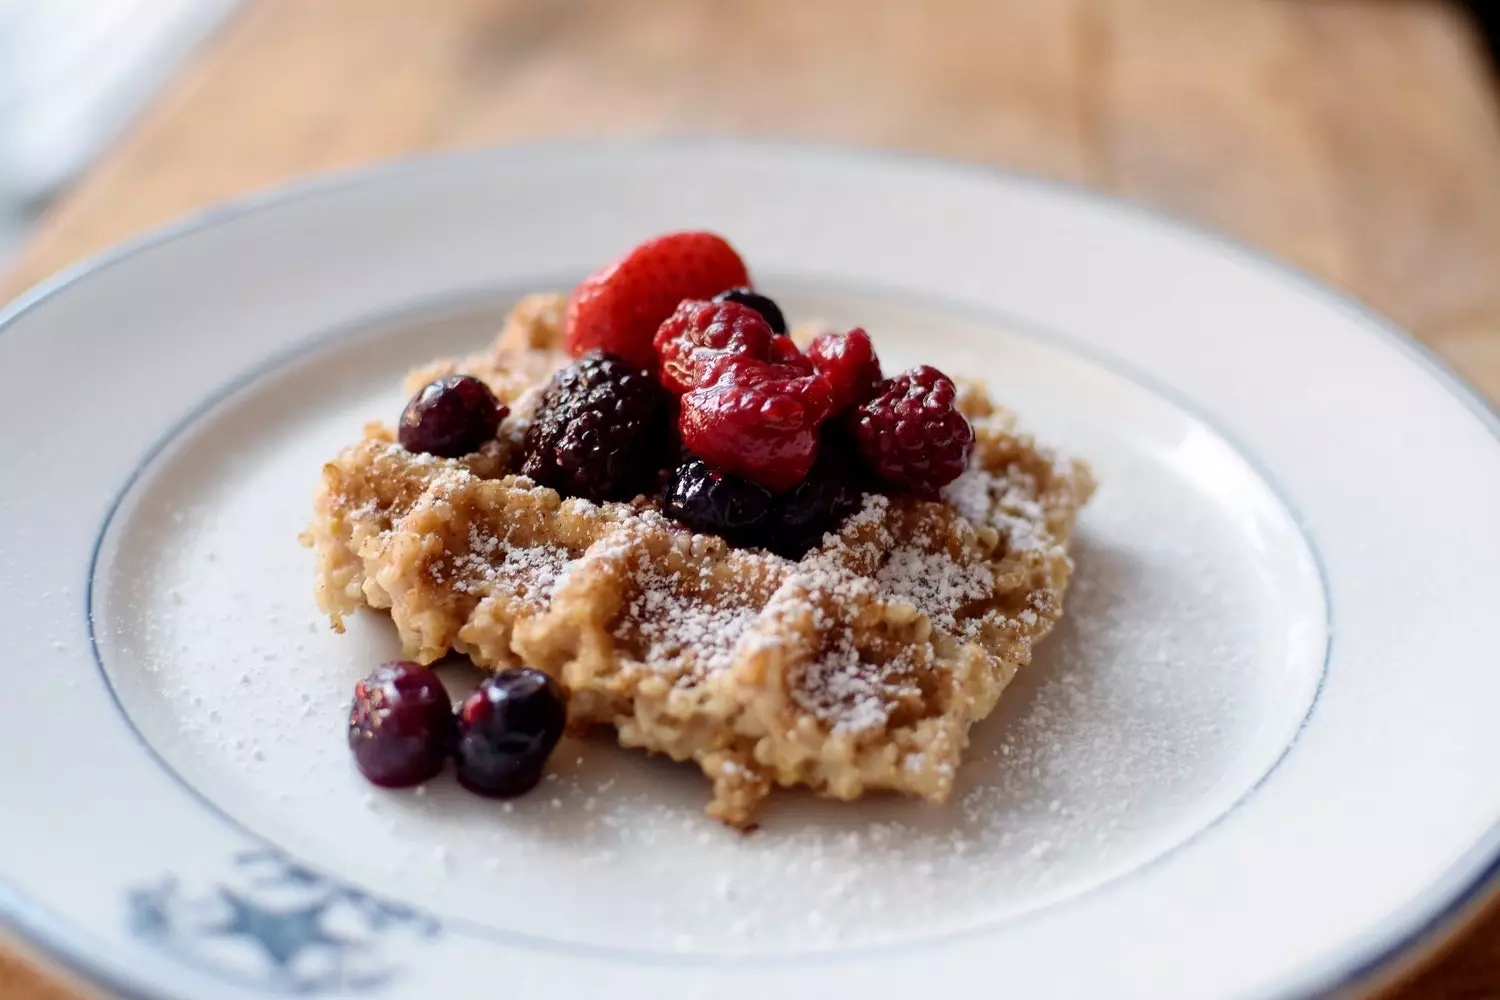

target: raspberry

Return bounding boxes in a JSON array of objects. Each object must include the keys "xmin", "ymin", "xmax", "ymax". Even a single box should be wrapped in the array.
[
  {"xmin": 654, "ymin": 299, "xmax": 780, "ymax": 395},
  {"xmin": 661, "ymin": 458, "xmax": 775, "ymax": 546},
  {"xmin": 521, "ymin": 352, "xmax": 670, "ymax": 502},
  {"xmin": 565, "ymin": 232, "xmax": 750, "ymax": 369},
  {"xmin": 807, "ymin": 328, "xmax": 883, "ymax": 414},
  {"xmin": 763, "ymin": 439, "xmax": 865, "ymax": 558},
  {"xmin": 767, "ymin": 336, "xmax": 807, "ymax": 366},
  {"xmin": 712, "ymin": 287, "xmax": 787, "ymax": 334},
  {"xmin": 679, "ymin": 358, "xmax": 835, "ymax": 492},
  {"xmin": 851, "ymin": 366, "xmax": 974, "ymax": 497}
]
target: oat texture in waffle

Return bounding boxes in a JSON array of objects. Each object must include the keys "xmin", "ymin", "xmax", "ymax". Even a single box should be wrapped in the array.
[{"xmin": 306, "ymin": 294, "xmax": 1095, "ymax": 825}]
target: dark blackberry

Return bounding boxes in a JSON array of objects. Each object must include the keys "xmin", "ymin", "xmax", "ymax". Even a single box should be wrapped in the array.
[
  {"xmin": 521, "ymin": 352, "xmax": 669, "ymax": 502},
  {"xmin": 454, "ymin": 669, "xmax": 568, "ymax": 797},
  {"xmin": 348, "ymin": 662, "xmax": 456, "ymax": 788},
  {"xmin": 661, "ymin": 458, "xmax": 775, "ymax": 546},
  {"xmin": 713, "ymin": 287, "xmax": 787, "ymax": 335},
  {"xmin": 765, "ymin": 442, "xmax": 865, "ymax": 559},
  {"xmin": 399, "ymin": 375, "xmax": 506, "ymax": 458}
]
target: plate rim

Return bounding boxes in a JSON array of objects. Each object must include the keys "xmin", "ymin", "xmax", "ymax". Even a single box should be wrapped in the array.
[{"xmin": 4, "ymin": 135, "xmax": 1500, "ymax": 1000}]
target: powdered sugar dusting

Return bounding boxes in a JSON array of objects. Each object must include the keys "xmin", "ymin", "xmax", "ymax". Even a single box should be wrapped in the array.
[
  {"xmin": 944, "ymin": 466, "xmax": 1054, "ymax": 555},
  {"xmin": 450, "ymin": 524, "xmax": 569, "ymax": 600},
  {"xmin": 942, "ymin": 468, "xmax": 994, "ymax": 524},
  {"xmin": 876, "ymin": 544, "xmax": 993, "ymax": 632},
  {"xmin": 623, "ymin": 567, "xmax": 759, "ymax": 675},
  {"xmin": 793, "ymin": 636, "xmax": 918, "ymax": 734},
  {"xmin": 757, "ymin": 557, "xmax": 896, "ymax": 732}
]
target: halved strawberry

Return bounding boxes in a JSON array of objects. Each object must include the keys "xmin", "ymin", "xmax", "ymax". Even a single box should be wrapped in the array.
[{"xmin": 564, "ymin": 232, "xmax": 751, "ymax": 369}]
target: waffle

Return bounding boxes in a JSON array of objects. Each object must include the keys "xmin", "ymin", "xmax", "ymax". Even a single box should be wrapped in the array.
[{"xmin": 305, "ymin": 294, "xmax": 1095, "ymax": 825}]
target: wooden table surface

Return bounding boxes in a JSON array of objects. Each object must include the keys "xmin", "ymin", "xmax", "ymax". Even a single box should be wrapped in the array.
[{"xmin": 5, "ymin": 1, "xmax": 1500, "ymax": 996}]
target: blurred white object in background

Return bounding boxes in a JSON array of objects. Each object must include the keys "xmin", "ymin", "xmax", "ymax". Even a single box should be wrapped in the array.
[{"xmin": 0, "ymin": 0, "xmax": 237, "ymax": 265}]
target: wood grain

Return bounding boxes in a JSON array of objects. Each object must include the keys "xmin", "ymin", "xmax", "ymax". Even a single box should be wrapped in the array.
[{"xmin": 5, "ymin": 1, "xmax": 1500, "ymax": 996}]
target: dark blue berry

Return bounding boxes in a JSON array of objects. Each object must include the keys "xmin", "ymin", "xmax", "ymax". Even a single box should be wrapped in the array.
[
  {"xmin": 348, "ymin": 662, "xmax": 456, "ymax": 787},
  {"xmin": 522, "ymin": 352, "xmax": 669, "ymax": 502},
  {"xmin": 662, "ymin": 458, "xmax": 774, "ymax": 546},
  {"xmin": 765, "ymin": 446, "xmax": 864, "ymax": 559},
  {"xmin": 713, "ymin": 287, "xmax": 787, "ymax": 335},
  {"xmin": 455, "ymin": 669, "xmax": 567, "ymax": 797},
  {"xmin": 399, "ymin": 375, "xmax": 505, "ymax": 458}
]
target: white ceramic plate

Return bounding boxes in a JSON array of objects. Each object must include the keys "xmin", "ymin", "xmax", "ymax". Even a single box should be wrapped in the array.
[{"xmin": 4, "ymin": 140, "xmax": 1500, "ymax": 1000}]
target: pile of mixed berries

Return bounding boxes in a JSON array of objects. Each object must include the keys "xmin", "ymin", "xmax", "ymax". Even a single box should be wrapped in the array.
[
  {"xmin": 399, "ymin": 231, "xmax": 975, "ymax": 558},
  {"xmin": 353, "ymin": 232, "xmax": 976, "ymax": 795}
]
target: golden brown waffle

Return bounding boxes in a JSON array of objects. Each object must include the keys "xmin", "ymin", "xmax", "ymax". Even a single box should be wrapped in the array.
[{"xmin": 305, "ymin": 294, "xmax": 1094, "ymax": 825}]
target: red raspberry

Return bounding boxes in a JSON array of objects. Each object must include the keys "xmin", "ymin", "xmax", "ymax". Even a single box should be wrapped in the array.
[
  {"xmin": 565, "ymin": 232, "xmax": 750, "ymax": 369},
  {"xmin": 680, "ymin": 358, "xmax": 834, "ymax": 492},
  {"xmin": 767, "ymin": 336, "xmax": 807, "ymax": 366},
  {"xmin": 851, "ymin": 366, "xmax": 974, "ymax": 497},
  {"xmin": 806, "ymin": 328, "xmax": 883, "ymax": 414},
  {"xmin": 654, "ymin": 299, "xmax": 779, "ymax": 395}
]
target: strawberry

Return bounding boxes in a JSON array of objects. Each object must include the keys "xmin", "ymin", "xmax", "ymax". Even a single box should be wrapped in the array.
[{"xmin": 564, "ymin": 232, "xmax": 751, "ymax": 369}]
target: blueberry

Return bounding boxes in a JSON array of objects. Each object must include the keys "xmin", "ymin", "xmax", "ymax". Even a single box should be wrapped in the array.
[
  {"xmin": 713, "ymin": 287, "xmax": 787, "ymax": 335},
  {"xmin": 765, "ymin": 447, "xmax": 864, "ymax": 559},
  {"xmin": 661, "ymin": 458, "xmax": 775, "ymax": 547},
  {"xmin": 454, "ymin": 669, "xmax": 567, "ymax": 797},
  {"xmin": 399, "ymin": 374, "xmax": 506, "ymax": 458},
  {"xmin": 348, "ymin": 662, "xmax": 456, "ymax": 787}
]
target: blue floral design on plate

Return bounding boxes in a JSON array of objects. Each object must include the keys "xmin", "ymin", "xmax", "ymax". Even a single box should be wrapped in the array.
[{"xmin": 127, "ymin": 849, "xmax": 439, "ymax": 994}]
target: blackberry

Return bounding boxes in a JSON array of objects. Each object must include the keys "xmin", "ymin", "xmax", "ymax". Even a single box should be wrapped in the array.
[
  {"xmin": 455, "ymin": 669, "xmax": 568, "ymax": 797},
  {"xmin": 661, "ymin": 458, "xmax": 775, "ymax": 546},
  {"xmin": 765, "ymin": 442, "xmax": 865, "ymax": 559},
  {"xmin": 399, "ymin": 375, "xmax": 506, "ymax": 458},
  {"xmin": 713, "ymin": 287, "xmax": 787, "ymax": 335},
  {"xmin": 348, "ymin": 662, "xmax": 456, "ymax": 788},
  {"xmin": 521, "ymin": 352, "xmax": 669, "ymax": 502}
]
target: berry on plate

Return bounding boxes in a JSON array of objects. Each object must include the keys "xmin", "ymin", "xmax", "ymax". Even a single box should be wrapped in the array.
[
  {"xmin": 852, "ymin": 365, "xmax": 974, "ymax": 497},
  {"xmin": 348, "ymin": 661, "xmax": 456, "ymax": 788},
  {"xmin": 521, "ymin": 352, "xmax": 670, "ymax": 502},
  {"xmin": 454, "ymin": 668, "xmax": 568, "ymax": 797},
  {"xmin": 564, "ymin": 232, "xmax": 750, "ymax": 369},
  {"xmin": 679, "ymin": 357, "xmax": 835, "ymax": 493},
  {"xmin": 399, "ymin": 374, "xmax": 506, "ymax": 458},
  {"xmin": 806, "ymin": 328, "xmax": 883, "ymax": 415}
]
